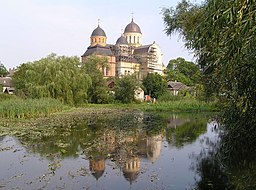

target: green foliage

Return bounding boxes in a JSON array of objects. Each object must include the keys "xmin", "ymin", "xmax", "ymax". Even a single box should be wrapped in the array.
[
  {"xmin": 142, "ymin": 98, "xmax": 217, "ymax": 112},
  {"xmin": 0, "ymin": 98, "xmax": 69, "ymax": 119},
  {"xmin": 157, "ymin": 91, "xmax": 182, "ymax": 102},
  {"xmin": 81, "ymin": 55, "xmax": 113, "ymax": 104},
  {"xmin": 166, "ymin": 118, "xmax": 207, "ymax": 147},
  {"xmin": 0, "ymin": 63, "xmax": 9, "ymax": 77},
  {"xmin": 163, "ymin": 1, "xmax": 256, "ymax": 189},
  {"xmin": 0, "ymin": 94, "xmax": 17, "ymax": 101},
  {"xmin": 163, "ymin": 0, "xmax": 256, "ymax": 111},
  {"xmin": 166, "ymin": 57, "xmax": 202, "ymax": 86},
  {"xmin": 142, "ymin": 73, "xmax": 167, "ymax": 98},
  {"xmin": 13, "ymin": 53, "xmax": 91, "ymax": 105},
  {"xmin": 114, "ymin": 75, "xmax": 141, "ymax": 103}
]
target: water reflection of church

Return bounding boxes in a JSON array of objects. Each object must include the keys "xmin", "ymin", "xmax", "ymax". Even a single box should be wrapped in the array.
[{"xmin": 88, "ymin": 128, "xmax": 163, "ymax": 183}]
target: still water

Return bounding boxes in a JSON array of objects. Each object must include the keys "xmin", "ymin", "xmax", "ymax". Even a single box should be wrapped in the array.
[{"xmin": 0, "ymin": 111, "xmax": 218, "ymax": 190}]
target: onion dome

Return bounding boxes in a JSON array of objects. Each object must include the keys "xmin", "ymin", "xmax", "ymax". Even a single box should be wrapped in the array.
[
  {"xmin": 124, "ymin": 19, "xmax": 141, "ymax": 34},
  {"xmin": 91, "ymin": 25, "xmax": 106, "ymax": 37},
  {"xmin": 116, "ymin": 35, "xmax": 128, "ymax": 45}
]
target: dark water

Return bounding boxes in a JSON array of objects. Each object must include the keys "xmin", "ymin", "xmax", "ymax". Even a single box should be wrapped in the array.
[{"xmin": 0, "ymin": 112, "xmax": 218, "ymax": 190}]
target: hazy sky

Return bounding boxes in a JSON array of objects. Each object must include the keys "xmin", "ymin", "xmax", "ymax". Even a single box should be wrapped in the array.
[{"xmin": 0, "ymin": 0, "xmax": 199, "ymax": 69}]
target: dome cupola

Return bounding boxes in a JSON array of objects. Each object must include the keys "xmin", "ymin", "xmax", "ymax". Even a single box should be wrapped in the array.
[
  {"xmin": 123, "ymin": 18, "xmax": 142, "ymax": 47},
  {"xmin": 91, "ymin": 26, "xmax": 106, "ymax": 37},
  {"xmin": 90, "ymin": 24, "xmax": 107, "ymax": 47},
  {"xmin": 116, "ymin": 35, "xmax": 128, "ymax": 45},
  {"xmin": 124, "ymin": 19, "xmax": 142, "ymax": 34}
]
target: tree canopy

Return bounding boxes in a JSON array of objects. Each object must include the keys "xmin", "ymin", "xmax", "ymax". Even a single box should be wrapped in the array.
[
  {"xmin": 114, "ymin": 74, "xmax": 141, "ymax": 103},
  {"xmin": 166, "ymin": 57, "xmax": 202, "ymax": 86},
  {"xmin": 81, "ymin": 55, "xmax": 112, "ymax": 104},
  {"xmin": 162, "ymin": 0, "xmax": 256, "ymax": 109},
  {"xmin": 142, "ymin": 73, "xmax": 167, "ymax": 98},
  {"xmin": 163, "ymin": 0, "xmax": 256, "ymax": 188},
  {"xmin": 13, "ymin": 54, "xmax": 91, "ymax": 105},
  {"xmin": 0, "ymin": 62, "xmax": 9, "ymax": 77}
]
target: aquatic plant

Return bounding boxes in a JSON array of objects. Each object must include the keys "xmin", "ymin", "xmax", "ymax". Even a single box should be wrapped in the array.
[{"xmin": 0, "ymin": 98, "xmax": 69, "ymax": 119}]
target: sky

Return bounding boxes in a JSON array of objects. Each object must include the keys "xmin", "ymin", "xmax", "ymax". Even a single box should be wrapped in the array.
[{"xmin": 0, "ymin": 0, "xmax": 199, "ymax": 69}]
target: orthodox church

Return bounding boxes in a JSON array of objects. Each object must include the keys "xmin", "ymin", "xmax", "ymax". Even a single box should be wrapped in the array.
[{"xmin": 81, "ymin": 18, "xmax": 164, "ymax": 79}]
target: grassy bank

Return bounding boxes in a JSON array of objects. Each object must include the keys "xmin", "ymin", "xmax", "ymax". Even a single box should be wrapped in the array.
[
  {"xmin": 0, "ymin": 97, "xmax": 69, "ymax": 119},
  {"xmin": 86, "ymin": 98, "xmax": 218, "ymax": 112},
  {"xmin": 0, "ymin": 95, "xmax": 218, "ymax": 119}
]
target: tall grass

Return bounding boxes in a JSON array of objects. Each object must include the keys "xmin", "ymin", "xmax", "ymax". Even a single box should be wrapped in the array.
[
  {"xmin": 84, "ymin": 97, "xmax": 218, "ymax": 112},
  {"xmin": 0, "ymin": 97, "xmax": 69, "ymax": 119},
  {"xmin": 141, "ymin": 98, "xmax": 218, "ymax": 112}
]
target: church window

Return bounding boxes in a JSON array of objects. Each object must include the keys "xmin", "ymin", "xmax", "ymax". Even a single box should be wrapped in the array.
[
  {"xmin": 102, "ymin": 66, "xmax": 105, "ymax": 75},
  {"xmin": 129, "ymin": 36, "xmax": 131, "ymax": 44},
  {"xmin": 137, "ymin": 37, "xmax": 139, "ymax": 43},
  {"xmin": 134, "ymin": 36, "xmax": 136, "ymax": 43},
  {"xmin": 106, "ymin": 67, "xmax": 109, "ymax": 76}
]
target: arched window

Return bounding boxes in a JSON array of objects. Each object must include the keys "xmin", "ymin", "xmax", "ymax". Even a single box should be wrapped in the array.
[
  {"xmin": 134, "ymin": 36, "xmax": 136, "ymax": 43},
  {"xmin": 129, "ymin": 36, "xmax": 131, "ymax": 44},
  {"xmin": 99, "ymin": 38, "xmax": 101, "ymax": 43},
  {"xmin": 137, "ymin": 37, "xmax": 140, "ymax": 44}
]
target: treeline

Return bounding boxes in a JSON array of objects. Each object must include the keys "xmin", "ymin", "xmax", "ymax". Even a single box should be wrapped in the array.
[{"xmin": 13, "ymin": 53, "xmax": 198, "ymax": 106}]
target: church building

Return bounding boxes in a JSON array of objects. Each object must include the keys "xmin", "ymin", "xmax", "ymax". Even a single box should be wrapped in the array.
[{"xmin": 81, "ymin": 18, "xmax": 164, "ymax": 79}]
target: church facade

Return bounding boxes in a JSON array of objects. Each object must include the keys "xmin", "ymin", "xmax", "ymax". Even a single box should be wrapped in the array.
[{"xmin": 81, "ymin": 18, "xmax": 164, "ymax": 79}]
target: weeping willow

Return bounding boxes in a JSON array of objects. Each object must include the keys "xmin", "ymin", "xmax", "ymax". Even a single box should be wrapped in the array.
[{"xmin": 13, "ymin": 53, "xmax": 92, "ymax": 105}]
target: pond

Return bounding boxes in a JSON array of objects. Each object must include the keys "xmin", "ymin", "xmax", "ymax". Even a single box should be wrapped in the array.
[{"xmin": 0, "ymin": 111, "xmax": 218, "ymax": 190}]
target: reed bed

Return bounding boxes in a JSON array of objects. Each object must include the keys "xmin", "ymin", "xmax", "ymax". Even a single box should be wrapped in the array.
[{"xmin": 0, "ymin": 98, "xmax": 69, "ymax": 119}]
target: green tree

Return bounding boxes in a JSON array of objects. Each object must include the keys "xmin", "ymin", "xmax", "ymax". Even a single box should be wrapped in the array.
[
  {"xmin": 81, "ymin": 55, "xmax": 113, "ymax": 104},
  {"xmin": 163, "ymin": 1, "xmax": 256, "ymax": 189},
  {"xmin": 114, "ymin": 75, "xmax": 141, "ymax": 103},
  {"xmin": 0, "ymin": 62, "xmax": 9, "ymax": 77},
  {"xmin": 163, "ymin": 0, "xmax": 256, "ymax": 122},
  {"xmin": 166, "ymin": 57, "xmax": 202, "ymax": 86},
  {"xmin": 13, "ymin": 53, "xmax": 91, "ymax": 105},
  {"xmin": 142, "ymin": 73, "xmax": 167, "ymax": 98}
]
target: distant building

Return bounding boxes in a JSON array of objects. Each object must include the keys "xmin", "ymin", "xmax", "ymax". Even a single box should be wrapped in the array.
[
  {"xmin": 134, "ymin": 87, "xmax": 144, "ymax": 102},
  {"xmin": 81, "ymin": 18, "xmax": 164, "ymax": 79},
  {"xmin": 0, "ymin": 76, "xmax": 14, "ymax": 94},
  {"xmin": 167, "ymin": 80, "xmax": 189, "ymax": 95}
]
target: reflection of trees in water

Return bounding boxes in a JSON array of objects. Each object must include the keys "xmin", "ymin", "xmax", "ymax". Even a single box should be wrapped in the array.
[
  {"xmin": 0, "ymin": 135, "xmax": 4, "ymax": 142},
  {"xmin": 166, "ymin": 115, "xmax": 207, "ymax": 147},
  {"xmin": 11, "ymin": 111, "xmax": 215, "ymax": 184},
  {"xmin": 191, "ymin": 122, "xmax": 234, "ymax": 190},
  {"xmin": 191, "ymin": 122, "xmax": 256, "ymax": 190},
  {"xmin": 13, "ymin": 111, "xmax": 165, "ymax": 181}
]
